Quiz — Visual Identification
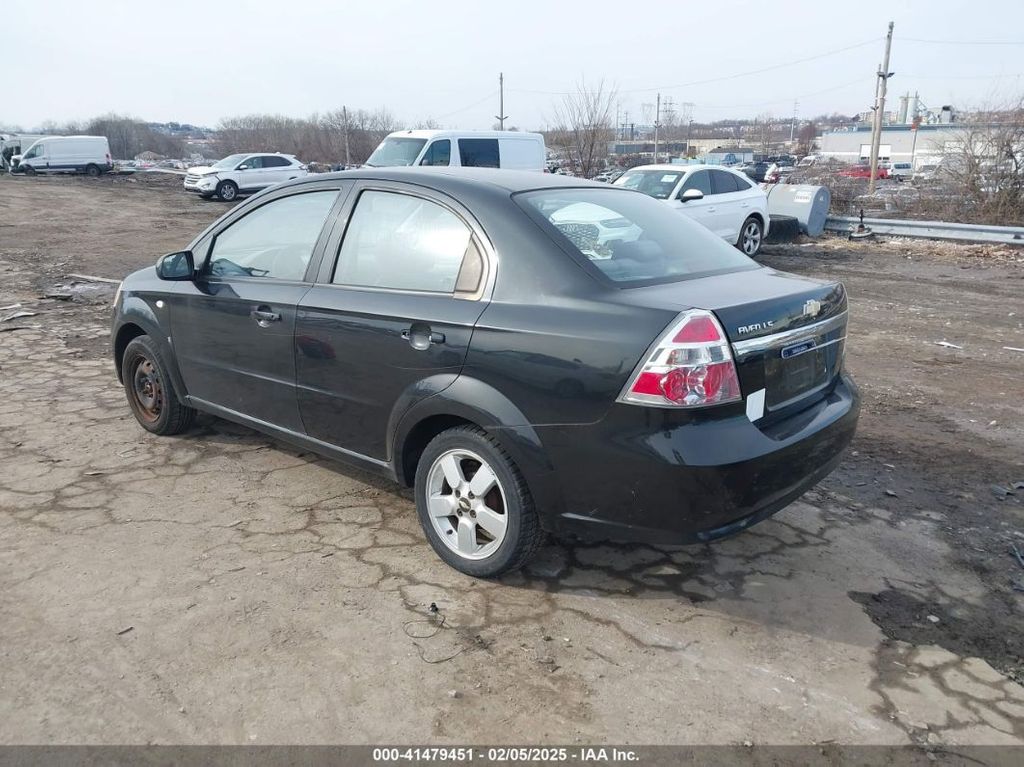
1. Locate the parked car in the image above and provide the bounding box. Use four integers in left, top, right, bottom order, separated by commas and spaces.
183, 153, 307, 201
111, 168, 857, 576
12, 135, 112, 176
366, 130, 546, 171
888, 162, 913, 181
763, 163, 796, 184
838, 164, 888, 180
912, 163, 940, 182
737, 162, 770, 182
614, 164, 770, 256
593, 169, 624, 183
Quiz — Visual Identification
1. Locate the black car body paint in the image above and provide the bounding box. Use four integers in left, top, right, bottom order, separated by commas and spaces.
113, 168, 859, 546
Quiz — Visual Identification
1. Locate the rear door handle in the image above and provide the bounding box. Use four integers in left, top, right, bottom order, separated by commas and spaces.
251, 306, 282, 326
401, 326, 445, 350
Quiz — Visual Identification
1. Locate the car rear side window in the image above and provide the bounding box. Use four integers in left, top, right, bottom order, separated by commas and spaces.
517, 188, 757, 287
732, 173, 753, 190
710, 170, 740, 194
262, 155, 291, 167
206, 191, 338, 281
333, 190, 476, 293
419, 140, 451, 166
458, 139, 500, 168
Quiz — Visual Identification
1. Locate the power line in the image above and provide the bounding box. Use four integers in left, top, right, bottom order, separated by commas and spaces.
897, 72, 1024, 80
433, 91, 495, 121
899, 37, 1024, 45
508, 37, 881, 96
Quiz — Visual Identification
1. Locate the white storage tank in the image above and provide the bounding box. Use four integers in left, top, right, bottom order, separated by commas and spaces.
766, 185, 831, 237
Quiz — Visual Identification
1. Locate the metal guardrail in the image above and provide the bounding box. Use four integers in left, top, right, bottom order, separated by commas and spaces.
824, 216, 1024, 245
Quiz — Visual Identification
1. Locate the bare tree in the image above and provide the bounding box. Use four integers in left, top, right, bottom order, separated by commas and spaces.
925, 97, 1024, 225
548, 80, 617, 178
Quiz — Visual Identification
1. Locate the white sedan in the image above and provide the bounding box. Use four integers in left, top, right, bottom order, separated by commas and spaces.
614, 164, 769, 256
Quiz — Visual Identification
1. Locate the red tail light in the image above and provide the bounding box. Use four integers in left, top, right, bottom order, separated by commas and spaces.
618, 310, 742, 408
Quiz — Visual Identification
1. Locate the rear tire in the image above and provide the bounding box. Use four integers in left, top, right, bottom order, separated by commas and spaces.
85, 164, 101, 178
121, 335, 196, 435
415, 425, 543, 577
216, 180, 238, 201
737, 216, 763, 257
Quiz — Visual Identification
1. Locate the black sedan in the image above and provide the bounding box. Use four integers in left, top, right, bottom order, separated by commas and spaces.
112, 168, 859, 577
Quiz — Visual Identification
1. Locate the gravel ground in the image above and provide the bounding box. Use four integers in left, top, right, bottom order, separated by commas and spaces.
1, 173, 1022, 746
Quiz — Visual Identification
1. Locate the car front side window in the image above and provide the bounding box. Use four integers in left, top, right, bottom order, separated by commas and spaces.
420, 140, 451, 167
241, 156, 263, 170
206, 191, 338, 281
332, 190, 475, 293
680, 171, 711, 196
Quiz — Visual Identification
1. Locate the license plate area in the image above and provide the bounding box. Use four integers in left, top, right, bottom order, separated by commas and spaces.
731, 312, 848, 414
764, 344, 834, 408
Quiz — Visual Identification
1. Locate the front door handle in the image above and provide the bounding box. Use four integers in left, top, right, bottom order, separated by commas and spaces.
251, 306, 282, 327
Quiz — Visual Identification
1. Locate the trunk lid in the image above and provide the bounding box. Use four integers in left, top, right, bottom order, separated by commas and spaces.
618, 267, 848, 417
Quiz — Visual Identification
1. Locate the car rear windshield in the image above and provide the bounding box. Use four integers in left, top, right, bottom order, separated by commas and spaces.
516, 188, 758, 287
365, 137, 427, 167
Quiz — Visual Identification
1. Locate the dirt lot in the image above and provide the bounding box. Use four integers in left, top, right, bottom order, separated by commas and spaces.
1, 173, 1023, 746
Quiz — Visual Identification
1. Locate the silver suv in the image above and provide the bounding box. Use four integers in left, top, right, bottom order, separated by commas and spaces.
183, 153, 307, 201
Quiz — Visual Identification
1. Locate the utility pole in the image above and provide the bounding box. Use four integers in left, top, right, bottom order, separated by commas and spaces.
653, 93, 661, 164
342, 105, 351, 167
494, 72, 508, 130
869, 21, 895, 193
790, 100, 798, 143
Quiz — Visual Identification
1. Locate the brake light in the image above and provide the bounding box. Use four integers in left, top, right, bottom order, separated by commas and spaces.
618, 310, 742, 408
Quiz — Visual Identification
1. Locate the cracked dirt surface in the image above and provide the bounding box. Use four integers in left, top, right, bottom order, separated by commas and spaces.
1, 174, 1023, 745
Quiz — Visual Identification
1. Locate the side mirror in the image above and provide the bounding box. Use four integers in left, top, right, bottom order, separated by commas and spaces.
680, 188, 704, 202
237, 164, 248, 170
156, 250, 195, 281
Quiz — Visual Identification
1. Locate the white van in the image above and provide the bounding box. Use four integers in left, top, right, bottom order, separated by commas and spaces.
365, 130, 546, 171
14, 136, 113, 177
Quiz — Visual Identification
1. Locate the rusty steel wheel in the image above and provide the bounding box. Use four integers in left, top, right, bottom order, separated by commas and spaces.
121, 335, 196, 435
130, 357, 163, 424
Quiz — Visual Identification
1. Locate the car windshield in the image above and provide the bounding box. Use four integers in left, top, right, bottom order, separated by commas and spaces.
365, 137, 427, 167
517, 188, 758, 286
614, 170, 683, 199
212, 154, 248, 169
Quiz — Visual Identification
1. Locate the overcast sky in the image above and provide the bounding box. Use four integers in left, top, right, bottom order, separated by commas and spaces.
4, 0, 1023, 131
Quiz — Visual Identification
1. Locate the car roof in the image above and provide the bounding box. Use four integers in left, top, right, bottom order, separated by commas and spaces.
383, 129, 543, 141
280, 167, 608, 196
624, 163, 745, 176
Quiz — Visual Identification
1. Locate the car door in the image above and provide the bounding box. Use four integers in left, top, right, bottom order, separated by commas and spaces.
236, 155, 266, 190
709, 169, 749, 241
261, 155, 294, 184
670, 169, 717, 233
295, 182, 491, 461
169, 183, 350, 432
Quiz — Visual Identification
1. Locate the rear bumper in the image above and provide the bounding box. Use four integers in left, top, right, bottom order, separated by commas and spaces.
535, 373, 859, 544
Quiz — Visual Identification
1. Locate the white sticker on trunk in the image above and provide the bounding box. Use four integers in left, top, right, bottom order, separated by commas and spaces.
746, 388, 766, 422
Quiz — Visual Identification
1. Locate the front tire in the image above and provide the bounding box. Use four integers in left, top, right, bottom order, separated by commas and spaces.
216, 180, 238, 201
22, 164, 36, 176
121, 335, 196, 435
415, 425, 543, 577
737, 216, 763, 257
85, 164, 101, 178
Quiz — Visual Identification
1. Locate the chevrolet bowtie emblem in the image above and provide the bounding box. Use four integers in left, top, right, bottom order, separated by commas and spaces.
803, 299, 822, 318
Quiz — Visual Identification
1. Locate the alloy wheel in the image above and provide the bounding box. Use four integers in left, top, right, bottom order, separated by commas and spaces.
742, 221, 762, 255
425, 448, 508, 560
